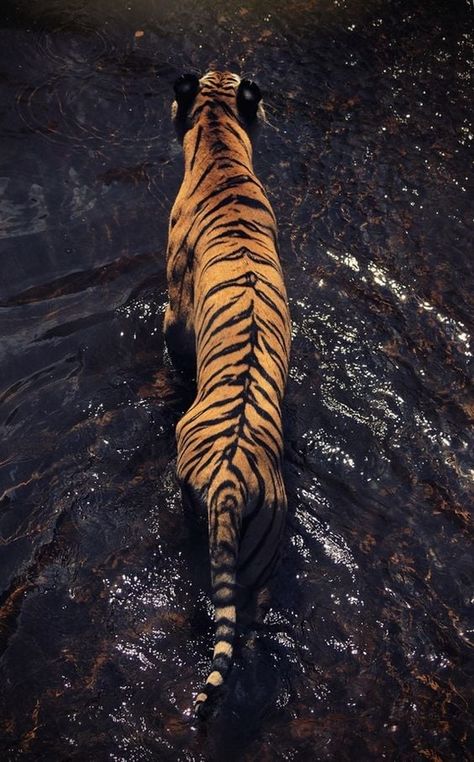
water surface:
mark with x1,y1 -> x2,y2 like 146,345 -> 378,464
0,1 -> 473,759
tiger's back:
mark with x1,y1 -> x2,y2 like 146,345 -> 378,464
164,71 -> 291,715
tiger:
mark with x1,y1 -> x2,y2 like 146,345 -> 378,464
164,70 -> 291,716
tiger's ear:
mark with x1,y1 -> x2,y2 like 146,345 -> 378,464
237,79 -> 262,121
173,73 -> 200,113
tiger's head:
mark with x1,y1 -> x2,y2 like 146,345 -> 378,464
172,70 -> 264,142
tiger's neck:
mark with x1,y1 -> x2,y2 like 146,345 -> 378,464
182,119 -> 253,177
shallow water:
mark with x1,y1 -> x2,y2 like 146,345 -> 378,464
0,0 -> 473,759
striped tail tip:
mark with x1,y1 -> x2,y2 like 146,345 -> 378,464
195,524 -> 238,719
194,669 -> 225,718
194,631 -> 234,718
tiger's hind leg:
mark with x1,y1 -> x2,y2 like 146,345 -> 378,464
164,243 -> 196,372
241,586 -> 271,651
180,481 -> 207,530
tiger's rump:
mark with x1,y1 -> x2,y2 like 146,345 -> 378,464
176,248 -> 289,589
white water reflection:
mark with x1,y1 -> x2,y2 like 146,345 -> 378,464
323,248 -> 472,357
295,486 -> 359,578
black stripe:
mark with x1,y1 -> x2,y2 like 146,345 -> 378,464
211,562 -> 236,575
189,160 -> 217,194
198,336 -> 250,371
194,175 -> 259,214
189,125 -> 203,171
213,634 -> 234,646
201,304 -> 254,346
211,139 -> 228,154
212,655 -> 232,672
218,156 -> 251,172
222,119 -> 250,147
212,539 -> 237,558
212,617 -> 236,628
256,314 -> 288,354
233,194 -> 273,215
196,294 -> 241,344
218,100 -> 238,118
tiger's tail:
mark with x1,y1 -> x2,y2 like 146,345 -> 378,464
194,491 -> 240,717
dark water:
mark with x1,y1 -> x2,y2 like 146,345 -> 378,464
1,0 -> 473,759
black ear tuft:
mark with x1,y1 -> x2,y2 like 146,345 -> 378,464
173,73 -> 200,112
237,79 -> 262,121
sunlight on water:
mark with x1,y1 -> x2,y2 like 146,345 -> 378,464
295,487 -> 359,577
